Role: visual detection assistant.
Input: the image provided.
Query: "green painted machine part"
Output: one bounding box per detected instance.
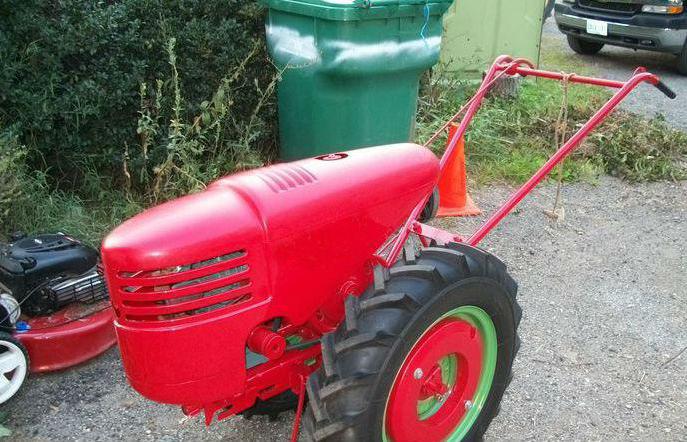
[441,0,546,77]
[265,0,454,160]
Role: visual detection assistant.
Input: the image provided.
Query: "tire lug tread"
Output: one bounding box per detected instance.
[304,244,522,441]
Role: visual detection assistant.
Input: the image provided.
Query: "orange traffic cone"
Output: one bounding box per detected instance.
[437,124,482,218]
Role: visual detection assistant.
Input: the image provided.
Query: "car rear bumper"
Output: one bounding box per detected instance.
[555,5,687,53]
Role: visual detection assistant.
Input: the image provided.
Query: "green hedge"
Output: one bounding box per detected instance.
[0,0,276,196]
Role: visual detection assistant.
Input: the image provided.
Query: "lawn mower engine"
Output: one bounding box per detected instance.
[0,233,116,404]
[0,233,106,319]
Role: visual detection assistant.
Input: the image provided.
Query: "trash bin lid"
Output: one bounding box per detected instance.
[264,0,454,21]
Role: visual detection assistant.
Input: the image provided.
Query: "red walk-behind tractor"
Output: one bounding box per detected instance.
[101,57,674,441]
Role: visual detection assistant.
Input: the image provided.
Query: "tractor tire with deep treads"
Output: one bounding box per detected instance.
[303,244,521,442]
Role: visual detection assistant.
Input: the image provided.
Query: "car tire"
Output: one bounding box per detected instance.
[543,0,555,22]
[677,42,687,76]
[567,35,604,55]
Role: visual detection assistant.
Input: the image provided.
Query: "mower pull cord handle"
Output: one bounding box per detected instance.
[654,80,677,99]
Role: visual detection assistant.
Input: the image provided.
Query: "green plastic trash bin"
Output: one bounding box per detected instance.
[265,0,454,160]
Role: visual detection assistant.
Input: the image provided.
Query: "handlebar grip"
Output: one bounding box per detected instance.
[655,80,677,99]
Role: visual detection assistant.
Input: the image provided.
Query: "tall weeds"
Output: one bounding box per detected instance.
[131,38,278,203]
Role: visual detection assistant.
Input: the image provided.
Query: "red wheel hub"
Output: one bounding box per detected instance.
[386,318,483,442]
[419,364,449,400]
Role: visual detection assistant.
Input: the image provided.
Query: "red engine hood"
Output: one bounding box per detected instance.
[100,143,438,407]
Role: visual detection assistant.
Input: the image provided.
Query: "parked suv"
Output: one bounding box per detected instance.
[554,0,687,74]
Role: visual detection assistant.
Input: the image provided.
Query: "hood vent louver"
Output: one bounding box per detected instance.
[257,164,318,193]
[113,250,253,323]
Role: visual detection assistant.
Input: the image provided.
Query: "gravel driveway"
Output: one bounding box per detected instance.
[542,19,687,130]
[4,177,686,441]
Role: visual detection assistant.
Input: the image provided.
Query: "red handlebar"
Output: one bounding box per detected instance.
[376,55,674,267]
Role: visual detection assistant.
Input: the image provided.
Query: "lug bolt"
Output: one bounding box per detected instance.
[465,400,474,410]
[413,368,424,380]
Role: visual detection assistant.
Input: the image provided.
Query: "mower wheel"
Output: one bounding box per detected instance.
[567,35,604,55]
[303,244,521,441]
[241,390,299,421]
[0,332,29,404]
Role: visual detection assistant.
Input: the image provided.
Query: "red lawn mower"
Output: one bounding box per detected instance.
[0,232,116,404]
[101,56,674,441]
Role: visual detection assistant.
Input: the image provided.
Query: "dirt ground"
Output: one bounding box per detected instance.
[4,177,686,441]
[4,19,687,442]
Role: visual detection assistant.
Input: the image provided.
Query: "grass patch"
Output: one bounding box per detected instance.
[418,57,687,185]
[1,129,141,246]
[9,185,142,248]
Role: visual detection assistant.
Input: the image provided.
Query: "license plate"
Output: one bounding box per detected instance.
[586,19,608,36]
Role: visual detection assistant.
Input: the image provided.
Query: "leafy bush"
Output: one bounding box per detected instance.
[131,37,277,202]
[0,0,277,196]
[0,127,26,221]
[0,0,279,241]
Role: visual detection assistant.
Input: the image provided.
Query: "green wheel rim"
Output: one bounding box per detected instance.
[446,306,497,441]
[383,305,498,442]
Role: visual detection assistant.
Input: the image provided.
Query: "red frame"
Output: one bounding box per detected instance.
[377,55,668,266]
